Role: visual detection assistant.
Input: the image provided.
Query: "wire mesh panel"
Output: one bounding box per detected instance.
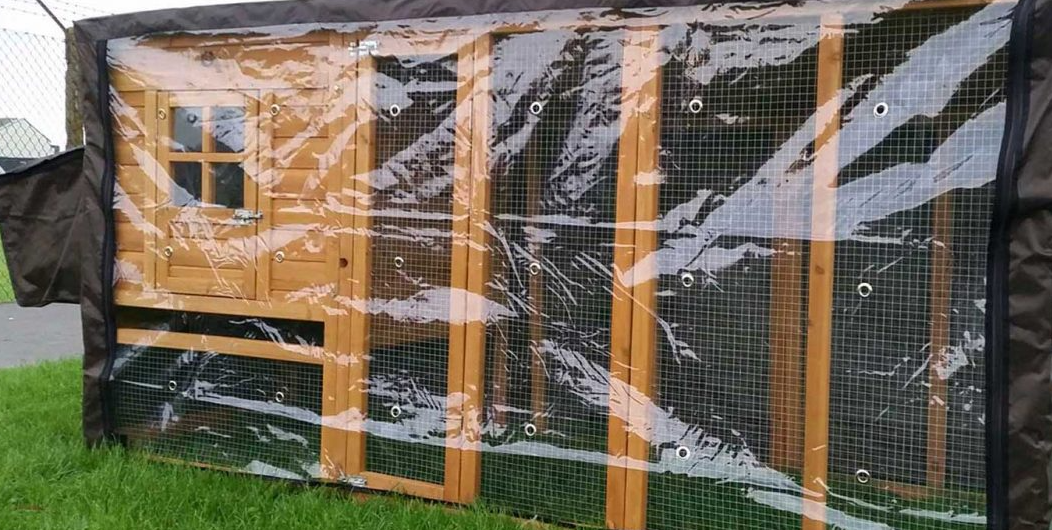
[478,29,624,526]
[642,19,820,530]
[112,345,324,479]
[824,4,1011,528]
[362,52,460,485]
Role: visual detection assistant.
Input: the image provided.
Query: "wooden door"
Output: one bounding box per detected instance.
[154,91,261,299]
[343,33,474,501]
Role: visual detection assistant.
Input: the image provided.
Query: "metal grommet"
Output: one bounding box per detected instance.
[269,104,282,117]
[167,380,178,392]
[200,50,216,66]
[157,109,167,120]
[528,262,542,276]
[390,405,402,419]
[162,246,174,259]
[274,251,286,263]
[529,101,544,116]
[524,423,537,437]
[388,104,402,118]
[393,256,405,269]
[856,469,871,485]
[680,272,696,289]
[857,282,873,298]
[274,391,285,404]
[688,98,704,114]
[676,446,692,460]
[873,102,890,118]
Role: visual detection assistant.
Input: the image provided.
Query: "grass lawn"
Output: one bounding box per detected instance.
[0,242,13,303]
[0,359,537,530]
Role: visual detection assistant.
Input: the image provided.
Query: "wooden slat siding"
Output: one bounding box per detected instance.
[459,34,493,504]
[441,41,476,504]
[258,91,277,302]
[115,287,328,321]
[272,198,329,225]
[116,223,145,251]
[927,193,953,491]
[118,165,147,195]
[155,92,173,291]
[270,261,328,291]
[270,169,327,199]
[346,48,377,478]
[801,16,844,530]
[604,26,644,530]
[623,27,662,530]
[116,252,145,287]
[116,328,326,365]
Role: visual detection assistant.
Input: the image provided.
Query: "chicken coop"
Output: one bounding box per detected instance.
[1,0,1049,528]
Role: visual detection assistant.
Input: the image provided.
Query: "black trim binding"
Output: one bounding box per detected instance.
[96,38,120,441]
[987,0,1034,528]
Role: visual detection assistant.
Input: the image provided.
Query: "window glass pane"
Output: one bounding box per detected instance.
[213,163,245,209]
[172,107,203,153]
[213,106,246,153]
[171,162,202,206]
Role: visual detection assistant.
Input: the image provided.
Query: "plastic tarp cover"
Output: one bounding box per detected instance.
[101,1,1015,528]
[0,148,85,307]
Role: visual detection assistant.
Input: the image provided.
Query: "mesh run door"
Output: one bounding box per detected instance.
[343,33,474,501]
[471,29,628,527]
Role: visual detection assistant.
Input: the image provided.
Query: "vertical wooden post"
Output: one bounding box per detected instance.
[143,90,159,291]
[321,32,356,482]
[926,194,953,491]
[346,49,377,477]
[801,15,843,530]
[603,26,643,530]
[623,27,662,530]
[459,34,493,504]
[444,41,475,503]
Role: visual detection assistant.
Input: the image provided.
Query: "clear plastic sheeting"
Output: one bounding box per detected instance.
[104,1,1015,528]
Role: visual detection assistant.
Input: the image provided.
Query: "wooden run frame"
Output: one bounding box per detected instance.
[108,0,1002,527]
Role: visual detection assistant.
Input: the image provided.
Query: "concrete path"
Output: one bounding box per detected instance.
[0,303,82,368]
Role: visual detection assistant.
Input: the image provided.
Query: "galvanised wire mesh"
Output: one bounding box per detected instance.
[0,0,104,303]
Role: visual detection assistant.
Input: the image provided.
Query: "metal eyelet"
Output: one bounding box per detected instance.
[873,102,890,118]
[157,109,168,120]
[167,380,178,392]
[524,423,537,437]
[676,446,692,460]
[688,98,704,114]
[274,391,285,404]
[388,104,402,118]
[200,50,216,66]
[856,469,871,485]
[857,282,873,298]
[390,405,402,419]
[274,251,286,263]
[269,104,282,117]
[529,101,544,116]
[393,256,405,269]
[680,272,696,289]
[162,246,174,259]
[528,262,542,276]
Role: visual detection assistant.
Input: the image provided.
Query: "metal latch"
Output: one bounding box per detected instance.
[231,209,264,226]
[351,40,379,57]
[339,475,368,488]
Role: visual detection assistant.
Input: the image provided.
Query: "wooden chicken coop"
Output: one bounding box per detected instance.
[101,0,1012,528]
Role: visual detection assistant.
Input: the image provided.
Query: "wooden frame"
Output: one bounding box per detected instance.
[108,0,1002,526]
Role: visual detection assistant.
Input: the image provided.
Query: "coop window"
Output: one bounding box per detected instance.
[165,103,249,208]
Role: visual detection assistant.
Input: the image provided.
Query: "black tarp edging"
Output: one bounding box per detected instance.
[67,1,1051,528]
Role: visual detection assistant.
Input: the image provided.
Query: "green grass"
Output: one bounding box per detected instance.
[0,359,538,530]
[0,240,13,303]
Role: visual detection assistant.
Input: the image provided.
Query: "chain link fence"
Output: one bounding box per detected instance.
[0,0,105,302]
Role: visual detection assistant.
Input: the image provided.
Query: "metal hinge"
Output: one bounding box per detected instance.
[339,475,368,488]
[231,209,264,225]
[350,40,379,57]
